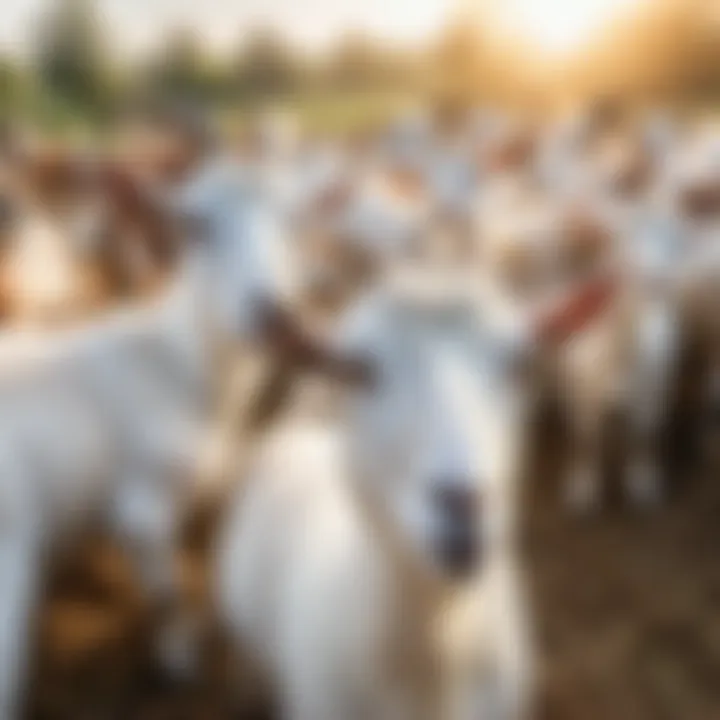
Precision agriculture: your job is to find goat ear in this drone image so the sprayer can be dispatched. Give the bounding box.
[531,273,617,346]
[243,360,297,432]
[257,300,376,390]
[244,349,375,431]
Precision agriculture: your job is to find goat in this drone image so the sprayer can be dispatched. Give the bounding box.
[0,152,303,718]
[215,267,614,720]
[558,200,685,510]
[297,166,430,318]
[478,183,683,512]
[0,150,177,329]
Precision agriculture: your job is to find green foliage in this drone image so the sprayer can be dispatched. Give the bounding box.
[0,59,29,116]
[231,28,303,101]
[35,0,113,118]
[142,28,224,104]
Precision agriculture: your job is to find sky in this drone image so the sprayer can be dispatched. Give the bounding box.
[486,0,645,55]
[0,0,660,64]
[0,0,452,58]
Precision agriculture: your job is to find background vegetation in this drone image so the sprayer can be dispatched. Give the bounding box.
[1,0,720,136]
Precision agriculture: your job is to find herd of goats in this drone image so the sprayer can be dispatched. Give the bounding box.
[0,102,718,719]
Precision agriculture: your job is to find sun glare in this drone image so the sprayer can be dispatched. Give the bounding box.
[486,0,642,56]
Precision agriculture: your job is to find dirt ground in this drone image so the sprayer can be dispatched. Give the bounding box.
[526,418,720,720]
[25,364,720,719]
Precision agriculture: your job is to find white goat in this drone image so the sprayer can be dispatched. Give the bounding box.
[559,197,685,510]
[215,267,614,720]
[477,177,683,512]
[0,154,294,718]
[296,167,430,317]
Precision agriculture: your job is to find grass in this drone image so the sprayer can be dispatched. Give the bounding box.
[10,89,418,143]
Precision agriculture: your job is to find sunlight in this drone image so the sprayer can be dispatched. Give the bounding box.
[485,0,643,56]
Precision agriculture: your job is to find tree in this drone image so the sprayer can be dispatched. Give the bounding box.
[324,33,393,91]
[142,27,219,104]
[35,0,112,115]
[232,28,302,101]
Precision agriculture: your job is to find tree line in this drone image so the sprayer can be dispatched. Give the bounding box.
[0,0,441,130]
[1,0,720,131]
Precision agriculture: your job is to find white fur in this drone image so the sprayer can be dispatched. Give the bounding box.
[0,154,291,718]
[216,283,534,720]
[476,176,684,512]
[559,200,684,511]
